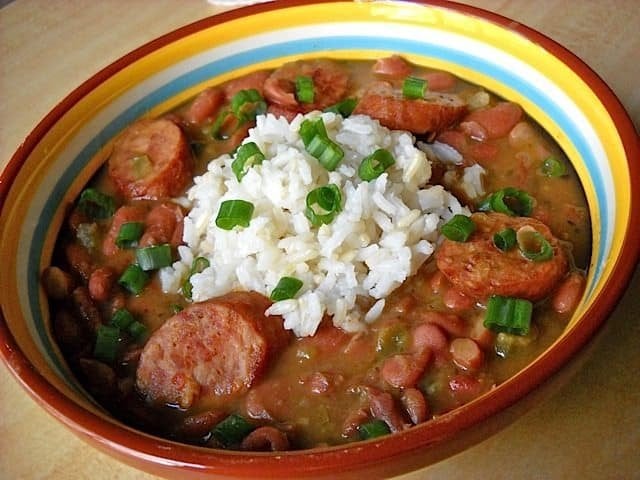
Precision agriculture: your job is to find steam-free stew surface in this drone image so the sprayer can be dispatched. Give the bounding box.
[43,55,590,450]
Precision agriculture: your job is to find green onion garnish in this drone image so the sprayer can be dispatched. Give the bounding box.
[478,187,534,217]
[115,222,144,249]
[232,142,265,181]
[182,256,210,300]
[306,134,344,171]
[215,199,255,230]
[135,244,173,271]
[127,320,148,342]
[295,75,315,104]
[118,264,149,295]
[270,276,304,301]
[441,214,476,242]
[93,325,121,363]
[516,226,554,262]
[110,308,135,329]
[305,184,342,227]
[210,108,233,140]
[299,118,344,171]
[541,156,567,177]
[358,148,396,181]
[324,97,358,117]
[483,295,533,336]
[493,227,517,251]
[77,188,116,220]
[358,419,391,440]
[402,76,428,99]
[230,88,267,124]
[211,414,255,447]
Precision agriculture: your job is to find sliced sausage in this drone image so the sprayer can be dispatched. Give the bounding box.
[108,118,193,200]
[136,291,291,409]
[436,212,569,301]
[263,59,349,112]
[353,81,467,135]
[223,70,271,100]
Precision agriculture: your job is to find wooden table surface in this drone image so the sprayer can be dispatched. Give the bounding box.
[1,1,639,479]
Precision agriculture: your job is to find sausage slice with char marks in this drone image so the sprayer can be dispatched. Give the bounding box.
[136,291,291,409]
[436,212,569,301]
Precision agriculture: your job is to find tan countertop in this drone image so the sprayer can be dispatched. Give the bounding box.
[1,1,639,479]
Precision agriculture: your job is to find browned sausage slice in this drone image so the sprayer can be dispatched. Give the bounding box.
[263,59,349,112]
[353,81,467,135]
[136,292,291,409]
[435,212,568,301]
[108,118,193,200]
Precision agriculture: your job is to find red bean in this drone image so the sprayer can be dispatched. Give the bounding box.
[183,87,224,125]
[419,311,466,337]
[372,55,412,78]
[464,101,523,139]
[412,322,449,354]
[449,338,484,371]
[241,426,290,452]
[88,267,115,302]
[381,351,432,389]
[421,71,458,92]
[401,387,430,424]
[552,272,586,314]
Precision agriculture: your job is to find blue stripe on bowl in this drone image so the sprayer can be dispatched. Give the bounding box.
[28,34,608,389]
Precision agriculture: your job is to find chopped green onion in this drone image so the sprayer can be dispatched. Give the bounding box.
[516,226,554,262]
[324,97,358,117]
[118,264,149,295]
[493,228,517,251]
[541,156,567,177]
[478,188,534,217]
[209,108,233,140]
[115,222,144,249]
[441,214,476,242]
[93,325,121,363]
[402,76,428,99]
[358,419,391,440]
[358,148,396,181]
[135,244,173,271]
[232,142,265,181]
[299,118,344,170]
[170,303,184,314]
[127,320,148,342]
[77,188,116,220]
[306,134,344,171]
[305,184,342,227]
[215,199,254,230]
[299,118,328,146]
[182,256,210,300]
[270,276,304,301]
[484,295,533,336]
[110,308,135,329]
[230,88,267,124]
[211,414,255,447]
[295,75,315,103]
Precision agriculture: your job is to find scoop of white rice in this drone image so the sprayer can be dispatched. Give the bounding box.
[160,111,469,336]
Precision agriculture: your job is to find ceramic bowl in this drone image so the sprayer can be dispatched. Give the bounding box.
[1,1,639,479]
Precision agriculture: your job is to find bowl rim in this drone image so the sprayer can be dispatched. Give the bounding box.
[1,0,639,477]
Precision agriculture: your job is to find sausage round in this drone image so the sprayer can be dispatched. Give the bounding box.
[136,291,291,409]
[435,212,569,301]
[108,118,193,200]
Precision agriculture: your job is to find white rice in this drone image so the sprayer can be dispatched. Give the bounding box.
[160,111,469,337]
